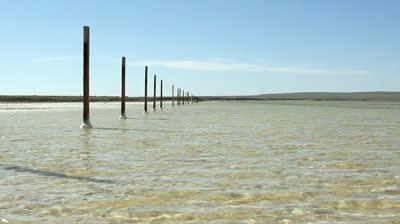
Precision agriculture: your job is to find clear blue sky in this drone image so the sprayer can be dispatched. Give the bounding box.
[0,0,399,96]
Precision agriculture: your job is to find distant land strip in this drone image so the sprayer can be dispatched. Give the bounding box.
[0,92,400,102]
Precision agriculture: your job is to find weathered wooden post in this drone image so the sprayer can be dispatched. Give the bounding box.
[120,57,127,119]
[80,26,92,129]
[160,79,163,109]
[182,90,185,105]
[177,88,180,106]
[172,85,175,107]
[144,66,148,113]
[153,74,156,110]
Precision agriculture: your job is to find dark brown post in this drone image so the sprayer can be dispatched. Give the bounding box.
[160,79,163,109]
[81,26,92,129]
[182,90,185,105]
[144,66,148,112]
[120,57,127,119]
[178,88,181,106]
[153,74,156,110]
[172,85,175,107]
[177,88,179,106]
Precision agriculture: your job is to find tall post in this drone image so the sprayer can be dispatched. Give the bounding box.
[160,80,163,109]
[153,74,156,110]
[172,85,175,107]
[144,66,148,113]
[120,57,127,119]
[80,26,92,129]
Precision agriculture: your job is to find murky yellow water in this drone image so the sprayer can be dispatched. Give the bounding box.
[0,101,399,223]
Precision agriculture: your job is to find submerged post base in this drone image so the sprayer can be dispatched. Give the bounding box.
[119,114,127,120]
[80,122,93,129]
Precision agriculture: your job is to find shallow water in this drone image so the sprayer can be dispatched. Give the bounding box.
[0,101,399,224]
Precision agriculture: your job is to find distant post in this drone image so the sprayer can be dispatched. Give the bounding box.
[176,88,181,106]
[153,74,156,110]
[120,57,127,119]
[177,88,180,106]
[144,66,148,113]
[160,80,163,109]
[182,90,185,105]
[80,26,92,129]
[172,85,175,107]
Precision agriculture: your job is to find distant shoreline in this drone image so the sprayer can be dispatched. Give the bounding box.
[1,92,399,102]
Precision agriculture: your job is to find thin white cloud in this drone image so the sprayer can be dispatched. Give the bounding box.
[130,59,368,75]
[33,56,81,63]
[34,56,368,75]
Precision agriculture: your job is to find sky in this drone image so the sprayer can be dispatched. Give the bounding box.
[0,0,399,96]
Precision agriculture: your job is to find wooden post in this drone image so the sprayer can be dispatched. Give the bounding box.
[144,66,148,113]
[182,90,185,105]
[160,80,163,109]
[177,88,180,106]
[172,85,174,107]
[80,26,92,129]
[153,74,156,110]
[120,57,127,119]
